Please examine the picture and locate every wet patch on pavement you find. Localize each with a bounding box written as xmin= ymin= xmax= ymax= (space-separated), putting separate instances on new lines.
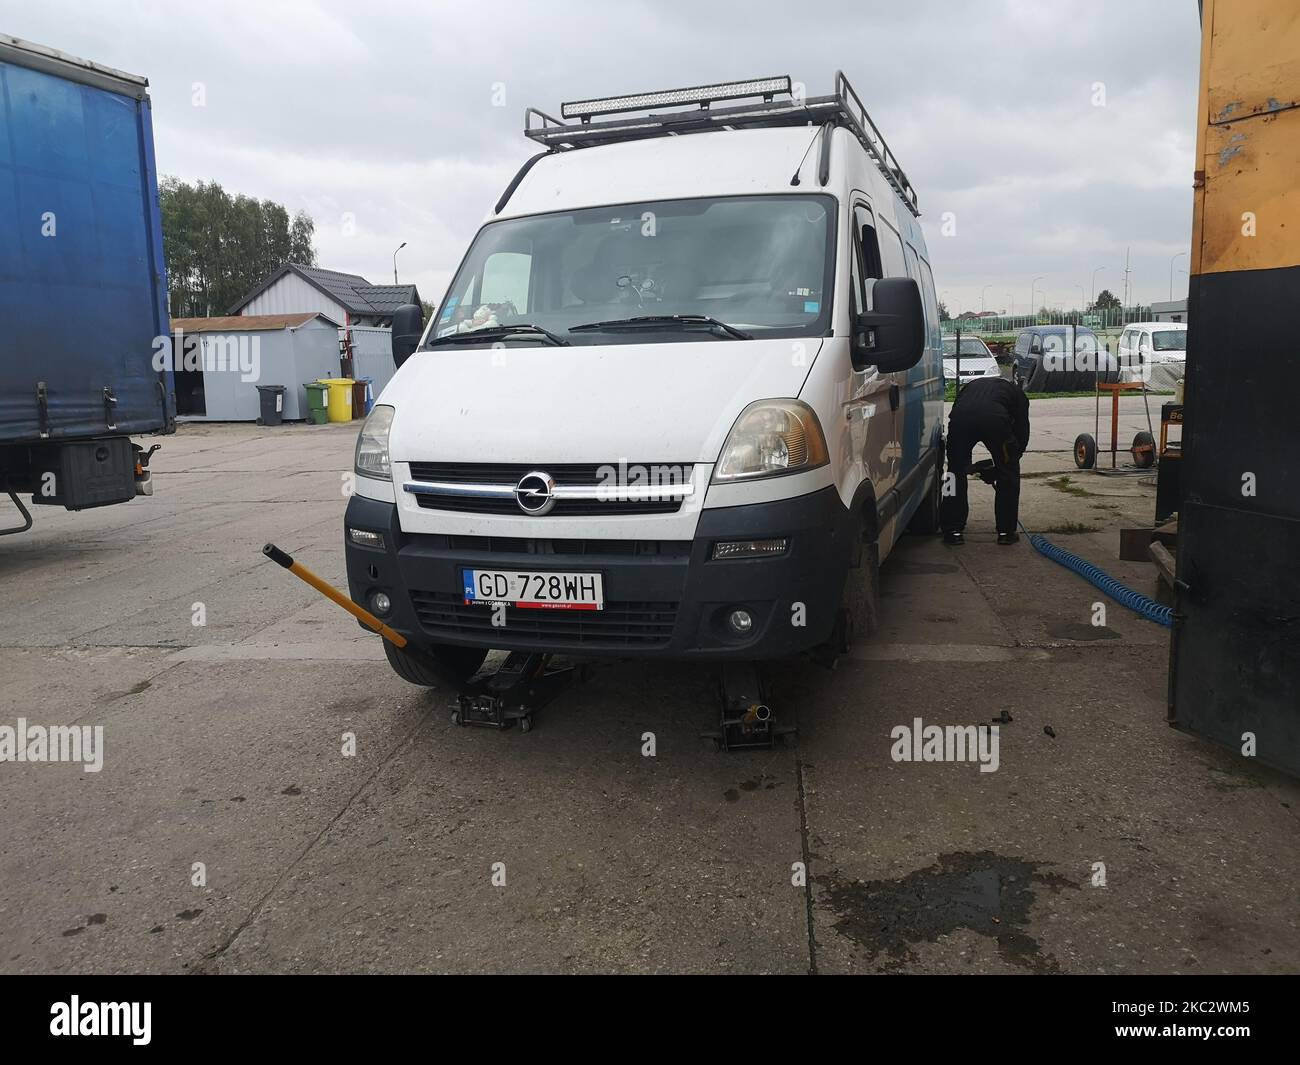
xmin=819 ymin=850 xmax=1077 ymax=973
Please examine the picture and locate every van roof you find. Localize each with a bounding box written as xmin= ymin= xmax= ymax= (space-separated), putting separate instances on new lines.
xmin=502 ymin=72 xmax=918 ymax=221
xmin=496 ymin=125 xmax=844 ymax=219
xmin=1125 ymin=321 xmax=1187 ymax=329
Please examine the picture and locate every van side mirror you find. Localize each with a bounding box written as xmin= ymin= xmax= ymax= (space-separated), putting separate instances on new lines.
xmin=391 ymin=303 xmax=425 ymax=368
xmin=852 ymin=277 xmax=925 ymax=373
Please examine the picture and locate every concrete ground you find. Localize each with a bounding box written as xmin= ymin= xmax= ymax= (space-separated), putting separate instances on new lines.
xmin=1 ymin=399 xmax=1296 ymax=974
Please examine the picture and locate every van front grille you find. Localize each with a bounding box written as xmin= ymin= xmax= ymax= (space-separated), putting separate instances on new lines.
xmin=445 ymin=536 xmax=691 ymax=557
xmin=404 ymin=461 xmax=694 ymax=517
xmin=410 ymin=591 xmax=678 ymax=648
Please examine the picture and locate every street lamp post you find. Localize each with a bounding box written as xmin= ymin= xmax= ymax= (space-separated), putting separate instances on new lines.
xmin=1091 ymin=265 xmax=1106 ymax=306
xmin=1030 ymin=276 xmax=1044 ymax=319
xmin=1169 ymin=250 xmax=1186 ymax=302
xmin=980 ymin=284 xmax=992 ymax=313
xmin=393 ymin=241 xmax=407 ymax=285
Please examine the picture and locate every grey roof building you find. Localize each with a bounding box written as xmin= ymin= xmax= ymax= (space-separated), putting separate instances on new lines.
xmin=1150 ymin=298 xmax=1188 ymax=323
xmin=229 ymin=263 xmax=421 ymax=327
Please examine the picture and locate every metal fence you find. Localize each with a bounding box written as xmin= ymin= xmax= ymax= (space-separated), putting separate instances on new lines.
xmin=941 ymin=306 xmax=1155 ymax=336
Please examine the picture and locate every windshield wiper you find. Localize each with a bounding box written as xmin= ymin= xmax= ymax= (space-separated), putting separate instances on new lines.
xmin=569 ymin=315 xmax=752 ymax=341
xmin=426 ymin=324 xmax=569 ymax=347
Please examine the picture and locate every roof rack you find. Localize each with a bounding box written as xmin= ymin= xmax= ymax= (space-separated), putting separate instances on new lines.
xmin=523 ymin=72 xmax=919 ymax=216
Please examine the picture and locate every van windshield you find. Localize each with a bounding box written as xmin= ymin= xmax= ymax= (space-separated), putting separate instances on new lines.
xmin=426 ymin=194 xmax=836 ymax=347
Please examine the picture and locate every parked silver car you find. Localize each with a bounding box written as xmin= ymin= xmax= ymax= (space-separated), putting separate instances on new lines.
xmin=942 ymin=335 xmax=1001 ymax=383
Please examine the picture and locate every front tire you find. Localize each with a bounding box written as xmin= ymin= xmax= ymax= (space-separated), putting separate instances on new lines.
xmin=383 ymin=639 xmax=487 ymax=687
xmin=841 ymin=539 xmax=881 ymax=642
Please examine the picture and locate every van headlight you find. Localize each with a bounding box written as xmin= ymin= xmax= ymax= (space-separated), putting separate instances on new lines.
xmin=355 ymin=404 xmax=395 ymax=480
xmin=713 ymin=399 xmax=829 ymax=482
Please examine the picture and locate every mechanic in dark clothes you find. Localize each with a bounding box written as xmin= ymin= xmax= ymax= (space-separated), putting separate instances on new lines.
xmin=940 ymin=376 xmax=1031 ymax=546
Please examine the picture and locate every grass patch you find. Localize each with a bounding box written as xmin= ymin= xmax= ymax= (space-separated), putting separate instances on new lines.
xmin=1045 ymin=475 xmax=1096 ymax=498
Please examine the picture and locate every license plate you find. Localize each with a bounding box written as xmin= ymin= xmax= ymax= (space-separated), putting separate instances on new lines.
xmin=462 ymin=568 xmax=604 ymax=611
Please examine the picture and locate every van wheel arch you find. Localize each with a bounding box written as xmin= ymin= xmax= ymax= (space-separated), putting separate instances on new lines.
xmin=849 ymin=480 xmax=880 ymax=558
xmin=841 ymin=481 xmax=882 ymax=641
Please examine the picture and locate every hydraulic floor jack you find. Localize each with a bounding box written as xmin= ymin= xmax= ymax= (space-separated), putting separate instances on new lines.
xmin=702 ymin=662 xmax=796 ymax=752
xmin=452 ymin=652 xmax=583 ymax=733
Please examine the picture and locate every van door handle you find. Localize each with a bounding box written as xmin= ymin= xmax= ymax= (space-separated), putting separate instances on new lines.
xmin=889 ymin=383 xmax=900 ymax=411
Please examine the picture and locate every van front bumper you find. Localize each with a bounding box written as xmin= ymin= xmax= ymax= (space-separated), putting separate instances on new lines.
xmin=344 ymin=486 xmax=857 ymax=660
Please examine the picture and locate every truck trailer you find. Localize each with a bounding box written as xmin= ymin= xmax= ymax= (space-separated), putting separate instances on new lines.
xmin=0 ymin=36 xmax=173 ymax=534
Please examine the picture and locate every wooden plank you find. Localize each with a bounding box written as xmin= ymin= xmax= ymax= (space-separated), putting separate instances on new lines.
xmin=1148 ymin=541 xmax=1177 ymax=588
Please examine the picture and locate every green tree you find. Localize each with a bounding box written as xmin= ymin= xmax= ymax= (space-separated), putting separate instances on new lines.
xmin=1092 ymin=288 xmax=1121 ymax=311
xmin=160 ymin=177 xmax=317 ymax=318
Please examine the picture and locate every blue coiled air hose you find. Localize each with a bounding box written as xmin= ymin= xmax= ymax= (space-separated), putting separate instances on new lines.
xmin=1018 ymin=522 xmax=1174 ymax=628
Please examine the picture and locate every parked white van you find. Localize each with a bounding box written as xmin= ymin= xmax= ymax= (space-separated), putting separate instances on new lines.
xmin=1118 ymin=321 xmax=1187 ymax=389
xmin=345 ymin=75 xmax=943 ymax=697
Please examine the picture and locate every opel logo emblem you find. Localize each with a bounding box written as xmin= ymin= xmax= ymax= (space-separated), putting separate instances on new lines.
xmin=515 ymin=471 xmax=556 ymax=515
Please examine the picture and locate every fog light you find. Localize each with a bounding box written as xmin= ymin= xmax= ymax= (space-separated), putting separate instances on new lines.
xmin=349 ymin=528 xmax=385 ymax=549
xmin=728 ymin=609 xmax=753 ymax=635
xmin=371 ymin=591 xmax=392 ymax=616
xmin=712 ymin=538 xmax=787 ymax=560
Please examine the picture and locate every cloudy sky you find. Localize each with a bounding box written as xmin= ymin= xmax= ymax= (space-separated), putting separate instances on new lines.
xmin=6 ymin=0 xmax=1203 ymax=313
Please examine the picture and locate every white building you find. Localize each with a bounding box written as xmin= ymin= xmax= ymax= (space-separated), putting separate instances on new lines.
xmin=229 ymin=263 xmax=420 ymax=329
xmin=228 ymin=263 xmax=422 ymax=400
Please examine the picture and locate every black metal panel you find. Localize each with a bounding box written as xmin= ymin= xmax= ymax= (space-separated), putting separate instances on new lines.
xmin=1171 ymin=265 xmax=1300 ymax=775
xmin=1170 ymin=503 xmax=1300 ymax=774
xmin=1181 ymin=268 xmax=1300 ymax=515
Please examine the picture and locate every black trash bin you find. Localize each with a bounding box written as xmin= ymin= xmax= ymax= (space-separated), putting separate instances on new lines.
xmin=256 ymin=384 xmax=286 ymax=426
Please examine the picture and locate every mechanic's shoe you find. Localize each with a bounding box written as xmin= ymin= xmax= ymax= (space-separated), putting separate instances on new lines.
xmin=997 ymin=532 xmax=1020 ymax=545
xmin=943 ymin=530 xmax=965 ymax=546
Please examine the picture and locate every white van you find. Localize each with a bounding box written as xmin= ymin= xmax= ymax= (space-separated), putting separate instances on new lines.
xmin=1118 ymin=321 xmax=1187 ymax=389
xmin=345 ymin=75 xmax=943 ymax=690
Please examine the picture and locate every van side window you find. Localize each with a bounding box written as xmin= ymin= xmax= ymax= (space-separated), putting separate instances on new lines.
xmin=855 ymin=205 xmax=883 ymax=280
xmin=849 ymin=204 xmax=879 ymax=317
xmin=877 ymin=220 xmax=907 ymax=277
xmin=851 ymin=203 xmax=887 ymax=320
xmin=917 ymin=258 xmax=940 ymax=339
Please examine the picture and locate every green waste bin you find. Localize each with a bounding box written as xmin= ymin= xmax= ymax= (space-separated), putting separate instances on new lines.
xmin=304 ymin=381 xmax=329 ymax=425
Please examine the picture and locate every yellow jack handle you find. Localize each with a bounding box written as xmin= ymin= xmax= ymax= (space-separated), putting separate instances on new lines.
xmin=262 ymin=543 xmax=408 ymax=648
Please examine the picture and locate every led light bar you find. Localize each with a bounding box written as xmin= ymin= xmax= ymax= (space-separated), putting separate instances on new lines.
xmin=348 ymin=528 xmax=385 ymax=549
xmin=561 ymin=76 xmax=791 ymax=120
xmin=712 ymin=538 xmax=789 ymax=561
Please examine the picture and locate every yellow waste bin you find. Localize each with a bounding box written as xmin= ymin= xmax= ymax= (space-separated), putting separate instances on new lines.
xmin=318 ymin=378 xmax=355 ymax=422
